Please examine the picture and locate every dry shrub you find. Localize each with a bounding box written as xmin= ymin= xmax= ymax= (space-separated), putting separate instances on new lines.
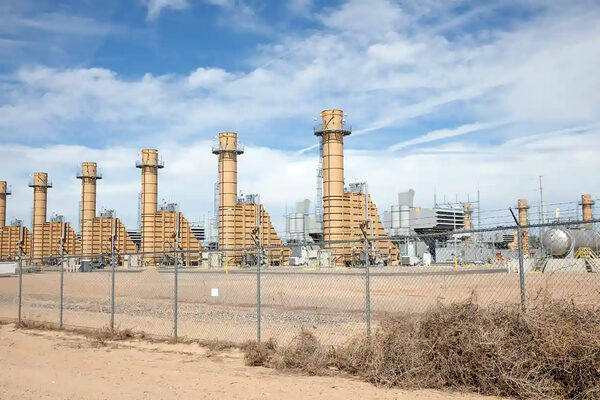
xmin=243 ymin=330 xmax=333 ymax=374
xmin=91 ymin=327 xmax=138 ymax=341
xmin=15 ymin=319 xmax=56 ymax=330
xmin=194 ymin=338 xmax=240 ymax=352
xmin=246 ymin=299 xmax=600 ymax=399
xmin=268 ymin=329 xmax=335 ymax=375
xmin=243 ymin=338 xmax=277 ymax=366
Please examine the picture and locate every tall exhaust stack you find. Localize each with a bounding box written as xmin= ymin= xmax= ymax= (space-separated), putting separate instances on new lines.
xmin=29 ymin=172 xmax=52 ymax=259
xmin=581 ymin=194 xmax=594 ymax=228
xmin=136 ymin=149 xmax=163 ymax=256
xmin=315 ymin=109 xmax=351 ymax=246
xmin=0 ymin=181 xmax=11 ymax=227
xmin=212 ymin=132 xmax=244 ymax=250
xmin=77 ymin=162 xmax=102 ymax=258
xmin=462 ymin=203 xmax=472 ymax=231
xmin=517 ymin=199 xmax=529 ymax=255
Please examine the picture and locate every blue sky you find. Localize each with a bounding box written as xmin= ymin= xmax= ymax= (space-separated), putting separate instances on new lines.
xmin=1 ymin=0 xmax=600 ymax=232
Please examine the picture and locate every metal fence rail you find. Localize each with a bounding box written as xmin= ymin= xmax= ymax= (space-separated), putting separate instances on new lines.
xmin=1 ymin=220 xmax=598 ymax=345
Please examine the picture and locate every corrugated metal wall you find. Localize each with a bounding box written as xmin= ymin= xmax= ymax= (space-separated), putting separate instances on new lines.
xmin=0 ymin=226 xmax=32 ymax=259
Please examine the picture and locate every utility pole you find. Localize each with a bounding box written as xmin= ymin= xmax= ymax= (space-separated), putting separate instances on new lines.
xmin=256 ymin=195 xmax=262 ymax=342
xmin=538 ymin=176 xmax=544 ymax=224
xmin=539 ymin=176 xmax=544 ymax=252
xmin=477 ymin=187 xmax=481 ymax=229
xmin=174 ymin=212 xmax=180 ymax=342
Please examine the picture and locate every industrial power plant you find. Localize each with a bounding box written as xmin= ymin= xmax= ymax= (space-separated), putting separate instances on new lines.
xmin=0 ymin=109 xmax=598 ymax=273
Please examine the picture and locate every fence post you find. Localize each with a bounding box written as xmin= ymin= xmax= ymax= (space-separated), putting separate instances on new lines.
xmin=364 ymin=183 xmax=371 ymax=337
xmin=173 ymin=213 xmax=180 ymax=343
xmin=59 ymin=222 xmax=65 ymax=329
xmin=110 ymin=219 xmax=116 ymax=331
xmin=17 ymin=229 xmax=23 ymax=323
xmin=517 ymin=226 xmax=526 ymax=311
xmin=256 ymin=201 xmax=262 ymax=343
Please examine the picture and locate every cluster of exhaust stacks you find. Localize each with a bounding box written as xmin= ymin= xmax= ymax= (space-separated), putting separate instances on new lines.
xmin=0 ymin=109 xmax=597 ymax=268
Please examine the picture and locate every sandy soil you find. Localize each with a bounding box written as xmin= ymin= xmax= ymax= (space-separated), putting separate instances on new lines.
xmin=0 ymin=323 xmax=504 ymax=400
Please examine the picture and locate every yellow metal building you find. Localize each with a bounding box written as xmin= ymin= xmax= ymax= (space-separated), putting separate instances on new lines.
xmin=213 ymin=132 xmax=289 ymax=266
xmin=316 ymin=109 xmax=398 ymax=266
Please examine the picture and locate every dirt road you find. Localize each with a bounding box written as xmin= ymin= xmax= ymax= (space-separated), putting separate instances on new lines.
xmin=0 ymin=323 xmax=502 ymax=400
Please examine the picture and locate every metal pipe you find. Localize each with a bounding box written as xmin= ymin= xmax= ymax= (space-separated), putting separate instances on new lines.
xmin=110 ymin=218 xmax=116 ymax=331
xmin=517 ymin=225 xmax=526 ymax=310
xmin=77 ymin=162 xmax=101 ymax=259
xmin=17 ymin=228 xmax=23 ymax=323
xmin=363 ymin=183 xmax=371 ymax=337
xmin=29 ymin=172 xmax=52 ymax=261
xmin=0 ymin=181 xmax=10 ymax=228
xmin=256 ymin=197 xmax=262 ymax=343
xmin=509 ymin=207 xmax=526 ymax=310
xmin=59 ymin=222 xmax=65 ymax=329
xmin=174 ymin=212 xmax=179 ymax=342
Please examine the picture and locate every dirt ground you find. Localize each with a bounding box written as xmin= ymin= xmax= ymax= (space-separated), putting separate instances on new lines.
xmin=0 ymin=268 xmax=598 ymax=345
xmin=0 ymin=323 xmax=504 ymax=400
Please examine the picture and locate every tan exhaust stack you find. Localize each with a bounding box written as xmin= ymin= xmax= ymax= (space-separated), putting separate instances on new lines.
xmin=136 ymin=149 xmax=163 ymax=257
xmin=581 ymin=194 xmax=594 ymax=221
xmin=316 ymin=109 xmax=351 ymax=246
xmin=517 ymin=199 xmax=529 ymax=255
xmin=77 ymin=162 xmax=102 ymax=258
xmin=212 ymin=132 xmax=244 ymax=250
xmin=462 ymin=203 xmax=472 ymax=231
xmin=29 ymin=172 xmax=52 ymax=260
xmin=0 ymin=181 xmax=10 ymax=228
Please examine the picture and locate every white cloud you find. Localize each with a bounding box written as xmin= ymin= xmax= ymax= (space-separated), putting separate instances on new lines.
xmin=2 ymin=12 xmax=125 ymax=36
xmin=144 ymin=0 xmax=190 ymax=21
xmin=388 ymin=120 xmax=509 ymax=151
xmin=2 ymin=0 xmax=600 ymax=231
xmin=4 ymin=1 xmax=599 ymax=144
xmin=287 ymin=0 xmax=314 ymax=17
xmin=187 ymin=67 xmax=235 ymax=89
xmin=2 ymin=126 xmax=599 ymax=235
xmin=320 ymin=0 xmax=406 ymax=34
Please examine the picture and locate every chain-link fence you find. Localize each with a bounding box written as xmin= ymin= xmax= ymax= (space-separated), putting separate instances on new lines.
xmin=1 ymin=219 xmax=599 ymax=345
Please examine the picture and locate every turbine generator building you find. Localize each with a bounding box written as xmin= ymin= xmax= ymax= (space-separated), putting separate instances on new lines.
xmin=29 ymin=172 xmax=80 ymax=263
xmin=0 ymin=181 xmax=32 ymax=259
xmin=77 ymin=162 xmax=137 ymax=262
xmin=213 ymin=132 xmax=289 ymax=266
xmin=137 ymin=149 xmax=201 ymax=266
xmin=315 ymin=109 xmax=398 ymax=266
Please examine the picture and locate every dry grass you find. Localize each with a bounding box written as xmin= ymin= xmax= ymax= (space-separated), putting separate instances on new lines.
xmin=243 ymin=338 xmax=277 ymax=366
xmin=12 ymin=319 xmax=243 ymax=353
xmin=15 ymin=319 xmax=57 ymax=330
xmin=245 ymin=299 xmax=600 ymax=399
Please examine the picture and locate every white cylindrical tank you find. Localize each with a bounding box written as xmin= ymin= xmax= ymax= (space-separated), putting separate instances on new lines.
xmin=542 ymin=228 xmax=600 ymax=257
